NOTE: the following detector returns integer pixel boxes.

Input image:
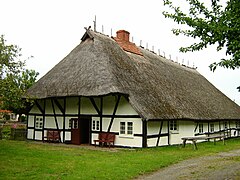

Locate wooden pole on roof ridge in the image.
[93,15,96,32]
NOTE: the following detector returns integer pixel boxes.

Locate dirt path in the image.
[136,149,240,180]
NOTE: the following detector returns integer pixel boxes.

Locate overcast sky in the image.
[1,0,240,105]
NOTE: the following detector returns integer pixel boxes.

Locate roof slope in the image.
[26,29,240,120]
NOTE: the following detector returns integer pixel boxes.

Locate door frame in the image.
[70,117,91,145]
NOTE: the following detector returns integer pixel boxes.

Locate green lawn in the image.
[1,138,240,180]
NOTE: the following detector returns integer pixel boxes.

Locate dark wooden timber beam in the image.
[51,99,61,142]
[90,97,101,115]
[107,95,121,132]
[142,119,147,148]
[100,97,103,132]
[167,121,170,145]
[156,121,163,146]
[54,99,65,114]
[34,100,44,114]
[194,122,199,133]
[41,99,46,141]
[207,122,210,137]
[33,115,36,140]
[78,97,81,119]
[63,97,66,142]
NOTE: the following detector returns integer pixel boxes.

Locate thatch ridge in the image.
[26,29,240,120]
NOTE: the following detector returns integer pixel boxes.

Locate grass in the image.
[0,138,240,180]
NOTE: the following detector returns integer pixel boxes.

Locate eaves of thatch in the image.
[26,29,240,121]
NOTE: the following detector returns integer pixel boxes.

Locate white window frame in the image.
[35,117,43,129]
[119,121,133,136]
[92,119,100,131]
[169,120,179,133]
[120,122,126,135]
[127,122,133,135]
[199,123,203,134]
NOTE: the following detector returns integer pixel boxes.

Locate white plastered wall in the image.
[147,121,168,147]
[28,95,143,147]
[91,95,143,148]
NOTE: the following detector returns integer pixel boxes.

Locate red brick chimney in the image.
[113,30,143,56]
[116,30,130,42]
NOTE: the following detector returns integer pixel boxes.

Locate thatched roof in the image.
[26,29,240,120]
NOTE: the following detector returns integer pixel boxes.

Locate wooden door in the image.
[71,118,80,145]
[71,117,90,145]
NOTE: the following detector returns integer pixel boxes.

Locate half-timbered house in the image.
[25,28,240,147]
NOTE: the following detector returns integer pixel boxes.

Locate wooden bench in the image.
[94,132,115,148]
[182,135,226,150]
[44,130,61,143]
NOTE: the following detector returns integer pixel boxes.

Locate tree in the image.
[162,0,240,72]
[0,35,39,119]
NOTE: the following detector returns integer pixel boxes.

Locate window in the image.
[92,119,100,131]
[35,117,43,129]
[210,124,214,132]
[199,124,203,133]
[120,122,125,134]
[120,122,133,135]
[170,120,178,131]
[127,122,133,135]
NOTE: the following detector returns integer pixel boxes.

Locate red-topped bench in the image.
[94,132,115,148]
[44,130,61,143]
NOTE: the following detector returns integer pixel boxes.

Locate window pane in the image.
[170,121,178,131]
[96,121,100,130]
[127,122,133,135]
[173,121,177,130]
[73,120,78,129]
[120,122,125,134]
[92,120,96,130]
[35,117,43,129]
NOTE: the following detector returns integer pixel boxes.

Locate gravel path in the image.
[136,149,240,180]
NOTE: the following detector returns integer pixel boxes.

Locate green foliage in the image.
[1,69,39,113]
[0,35,24,78]
[163,0,240,71]
[0,35,39,114]
[0,139,240,179]
[1,126,11,139]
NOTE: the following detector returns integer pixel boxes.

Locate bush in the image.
[0,123,26,140]
[11,128,27,141]
[1,127,11,140]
